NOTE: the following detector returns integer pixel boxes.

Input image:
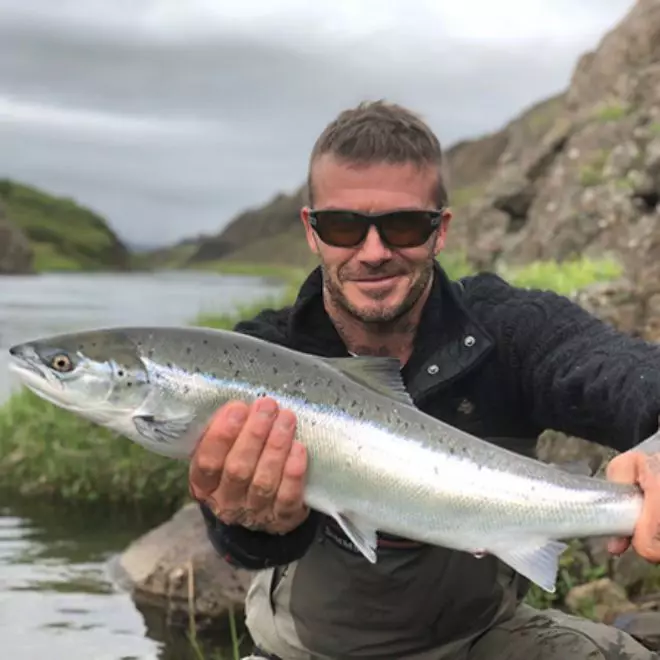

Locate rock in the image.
[113,503,252,632]
[612,611,660,652]
[0,201,33,274]
[565,578,637,624]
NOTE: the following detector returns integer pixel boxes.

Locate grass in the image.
[592,102,631,123]
[501,255,623,296]
[189,260,307,286]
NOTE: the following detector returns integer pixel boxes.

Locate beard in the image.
[321,256,435,327]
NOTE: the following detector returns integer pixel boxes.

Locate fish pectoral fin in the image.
[491,539,568,594]
[132,412,195,444]
[332,511,379,563]
[323,356,415,407]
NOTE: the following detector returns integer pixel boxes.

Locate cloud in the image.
[0,0,636,245]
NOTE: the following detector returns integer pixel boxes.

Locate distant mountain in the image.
[0,179,131,273]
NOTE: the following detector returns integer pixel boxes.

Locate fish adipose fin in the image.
[332,511,379,563]
[133,412,195,444]
[323,356,415,407]
[492,539,568,593]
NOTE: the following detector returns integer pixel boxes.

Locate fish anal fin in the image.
[332,511,378,563]
[323,356,414,406]
[492,539,568,593]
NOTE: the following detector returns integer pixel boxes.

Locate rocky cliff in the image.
[0,179,131,272]
[0,200,33,274]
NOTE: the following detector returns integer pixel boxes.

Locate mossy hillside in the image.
[0,179,131,272]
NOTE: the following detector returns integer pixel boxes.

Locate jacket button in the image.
[464,335,476,347]
[427,364,440,375]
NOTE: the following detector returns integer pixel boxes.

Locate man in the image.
[189,100,660,659]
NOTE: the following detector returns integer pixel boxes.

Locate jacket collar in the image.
[286,262,494,400]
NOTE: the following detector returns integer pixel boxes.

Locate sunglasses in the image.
[308,208,445,249]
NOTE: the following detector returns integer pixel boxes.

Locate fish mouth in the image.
[7,344,69,406]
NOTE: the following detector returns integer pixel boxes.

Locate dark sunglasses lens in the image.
[380,211,437,247]
[313,212,368,247]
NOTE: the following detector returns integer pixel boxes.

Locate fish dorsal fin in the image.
[323,356,415,407]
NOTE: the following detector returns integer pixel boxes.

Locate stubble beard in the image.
[321,258,435,331]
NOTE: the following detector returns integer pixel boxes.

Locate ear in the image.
[433,208,453,256]
[300,206,320,255]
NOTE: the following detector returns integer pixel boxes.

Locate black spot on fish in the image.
[148,348,155,358]
[127,382,133,388]
[375,405,381,412]
[186,347,192,355]
[234,343,239,350]
[351,400,357,408]
[234,370,240,378]
[249,357,255,365]
[166,362,173,368]
[403,422,409,430]
[224,349,229,356]
[203,339,208,346]
[294,379,303,387]
[117,370,124,377]
[228,360,234,369]
[183,385,190,394]
[272,367,278,375]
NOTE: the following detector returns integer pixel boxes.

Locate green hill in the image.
[0,179,131,272]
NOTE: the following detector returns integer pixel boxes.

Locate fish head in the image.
[8,329,150,422]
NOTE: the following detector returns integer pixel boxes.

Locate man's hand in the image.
[189,396,310,535]
[606,449,660,562]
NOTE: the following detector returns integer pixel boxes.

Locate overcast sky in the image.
[0,0,636,248]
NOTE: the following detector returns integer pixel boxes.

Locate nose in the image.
[357,226,392,264]
[8,344,19,357]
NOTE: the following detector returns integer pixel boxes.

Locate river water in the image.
[0,270,284,659]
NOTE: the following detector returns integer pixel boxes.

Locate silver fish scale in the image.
[120,327,642,548]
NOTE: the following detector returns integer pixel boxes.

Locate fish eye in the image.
[50,353,74,373]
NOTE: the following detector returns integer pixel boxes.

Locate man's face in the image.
[301,154,452,324]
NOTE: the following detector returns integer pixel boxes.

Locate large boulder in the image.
[111,502,252,633]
